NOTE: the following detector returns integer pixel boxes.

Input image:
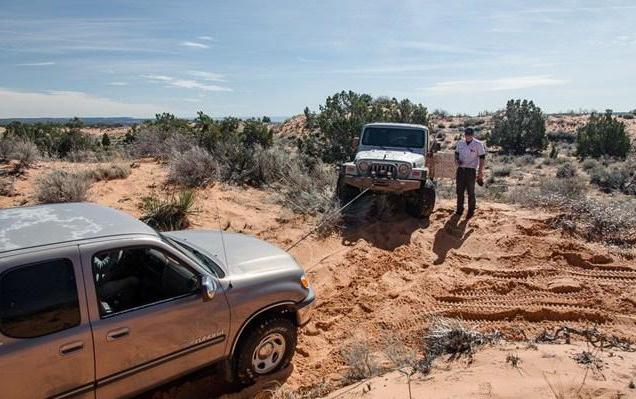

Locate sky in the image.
[0,0,635,118]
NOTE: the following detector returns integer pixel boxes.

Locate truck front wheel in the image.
[406,186,436,218]
[234,318,297,384]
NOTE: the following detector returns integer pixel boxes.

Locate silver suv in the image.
[0,203,314,399]
[338,123,437,217]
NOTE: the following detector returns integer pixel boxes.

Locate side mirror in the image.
[352,136,359,151]
[201,275,219,302]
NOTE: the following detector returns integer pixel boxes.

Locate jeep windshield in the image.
[361,127,424,149]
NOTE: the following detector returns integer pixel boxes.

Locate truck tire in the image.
[406,186,436,218]
[234,318,297,384]
[337,174,360,206]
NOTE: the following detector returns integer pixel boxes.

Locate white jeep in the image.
[338,122,437,217]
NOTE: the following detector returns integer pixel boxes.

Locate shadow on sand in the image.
[341,211,431,250]
[136,363,293,399]
[432,214,474,265]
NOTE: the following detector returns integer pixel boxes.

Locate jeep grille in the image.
[369,163,397,179]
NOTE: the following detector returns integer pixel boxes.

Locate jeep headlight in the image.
[357,160,370,173]
[398,163,411,178]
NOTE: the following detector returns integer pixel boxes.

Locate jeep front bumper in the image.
[343,176,421,193]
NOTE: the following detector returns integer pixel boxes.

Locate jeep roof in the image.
[0,203,157,253]
[362,122,428,130]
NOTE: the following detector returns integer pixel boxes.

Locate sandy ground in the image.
[2,160,636,398]
[324,343,636,399]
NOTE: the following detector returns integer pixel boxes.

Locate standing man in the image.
[455,127,486,218]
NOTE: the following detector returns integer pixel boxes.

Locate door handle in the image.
[106,327,130,341]
[59,341,84,355]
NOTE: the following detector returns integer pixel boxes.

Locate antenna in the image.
[214,161,230,269]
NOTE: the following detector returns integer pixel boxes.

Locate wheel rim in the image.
[251,332,286,374]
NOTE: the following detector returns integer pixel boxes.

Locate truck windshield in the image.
[362,127,424,148]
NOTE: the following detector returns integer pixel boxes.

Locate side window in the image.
[92,247,200,316]
[0,259,80,338]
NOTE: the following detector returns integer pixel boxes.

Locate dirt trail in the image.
[2,161,635,395]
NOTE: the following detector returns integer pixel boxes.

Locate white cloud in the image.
[188,71,226,81]
[108,81,128,86]
[17,62,56,66]
[0,87,157,118]
[181,41,209,49]
[197,36,214,41]
[425,75,568,94]
[142,74,232,92]
[395,41,483,55]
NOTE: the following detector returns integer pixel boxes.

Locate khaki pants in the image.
[456,167,476,213]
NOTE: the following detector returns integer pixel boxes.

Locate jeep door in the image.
[79,238,230,399]
[0,245,95,399]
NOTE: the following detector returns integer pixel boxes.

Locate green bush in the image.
[4,118,96,158]
[490,99,546,155]
[298,91,428,164]
[581,158,598,171]
[577,110,631,159]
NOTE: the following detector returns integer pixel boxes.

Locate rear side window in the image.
[0,259,80,338]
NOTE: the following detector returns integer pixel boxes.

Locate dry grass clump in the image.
[81,162,131,182]
[420,317,500,374]
[167,146,217,187]
[0,137,39,171]
[139,190,197,231]
[340,335,380,382]
[35,170,91,203]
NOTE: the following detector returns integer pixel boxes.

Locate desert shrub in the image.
[35,170,91,203]
[419,317,500,374]
[262,143,337,215]
[547,130,576,143]
[129,125,195,159]
[5,139,39,169]
[492,165,512,177]
[556,162,577,178]
[581,158,598,171]
[4,119,95,158]
[101,133,111,147]
[82,163,131,182]
[490,99,546,155]
[140,190,197,231]
[577,110,631,159]
[0,177,15,196]
[298,91,428,164]
[514,154,536,166]
[167,146,217,187]
[588,163,635,194]
[341,336,379,381]
[622,113,634,120]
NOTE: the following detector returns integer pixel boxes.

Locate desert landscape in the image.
[1,106,635,398]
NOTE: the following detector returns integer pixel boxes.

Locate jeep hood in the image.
[355,149,424,166]
[164,230,302,275]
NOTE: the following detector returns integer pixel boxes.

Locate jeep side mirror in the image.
[352,136,359,151]
[201,275,219,302]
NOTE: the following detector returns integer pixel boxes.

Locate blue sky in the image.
[1,0,635,118]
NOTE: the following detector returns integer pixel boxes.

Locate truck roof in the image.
[0,203,157,253]
[363,122,428,130]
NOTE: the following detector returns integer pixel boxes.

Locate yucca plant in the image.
[139,189,197,231]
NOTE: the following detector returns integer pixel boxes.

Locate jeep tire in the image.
[234,318,297,384]
[337,174,360,206]
[406,186,436,218]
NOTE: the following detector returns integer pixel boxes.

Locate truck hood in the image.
[164,230,302,276]
[355,149,424,166]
